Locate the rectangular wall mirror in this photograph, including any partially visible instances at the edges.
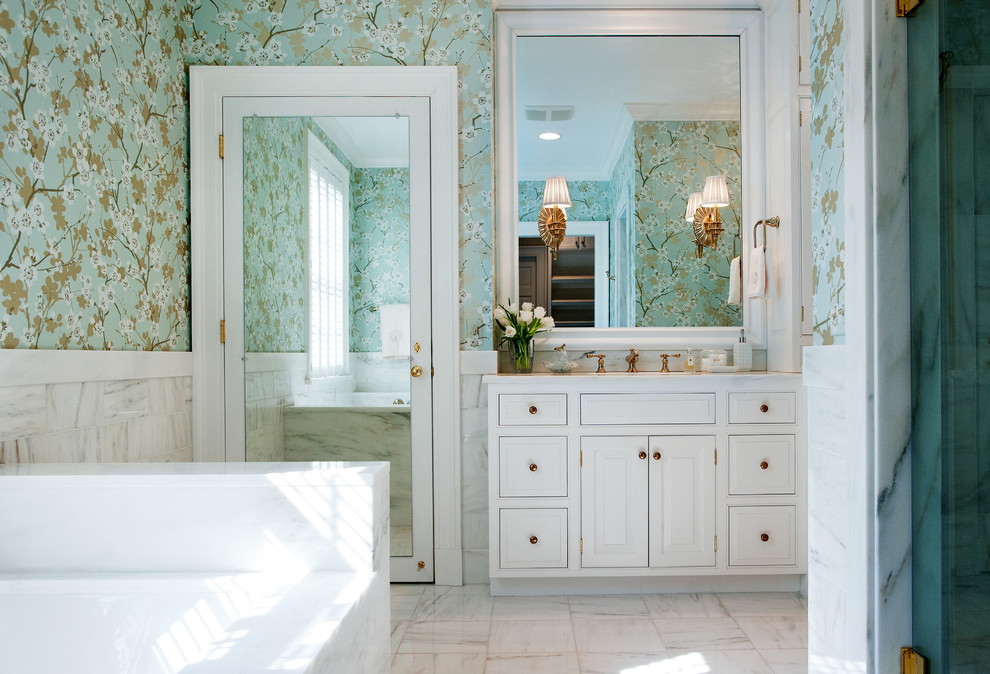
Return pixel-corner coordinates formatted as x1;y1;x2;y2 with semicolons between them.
495;10;766;349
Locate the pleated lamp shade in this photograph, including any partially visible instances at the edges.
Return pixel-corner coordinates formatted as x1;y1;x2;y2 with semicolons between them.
541;177;572;209
700;175;730;208
684;192;703;222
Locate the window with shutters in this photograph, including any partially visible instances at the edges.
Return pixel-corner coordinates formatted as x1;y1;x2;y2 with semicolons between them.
306;131;349;380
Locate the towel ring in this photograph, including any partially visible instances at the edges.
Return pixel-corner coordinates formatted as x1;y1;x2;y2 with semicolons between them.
732;233;741;258
753;216;781;248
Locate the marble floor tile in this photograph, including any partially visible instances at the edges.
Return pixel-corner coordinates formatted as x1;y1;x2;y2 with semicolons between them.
653;617;753;651
391;583;431;597
412;584;494;621
569;595;650;620
664;650;773;673
492;596;572;621
759;648;809;673
488;619;576;654
716;593;806;617
643;592;730;619
390;653;488;673
572;618;664;654
735;616;809;650
579;652;674;674
392;621;409;653
392;593;426;621
486;653;581;674
396;620;491;654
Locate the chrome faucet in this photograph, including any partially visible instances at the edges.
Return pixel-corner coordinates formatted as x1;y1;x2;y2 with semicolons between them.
626;348;639;373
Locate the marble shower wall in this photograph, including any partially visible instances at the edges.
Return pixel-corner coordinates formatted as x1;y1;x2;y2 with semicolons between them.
459;373;489;583
809;0;846;345
0;377;192;464
0;0;190;350
188;0;494;350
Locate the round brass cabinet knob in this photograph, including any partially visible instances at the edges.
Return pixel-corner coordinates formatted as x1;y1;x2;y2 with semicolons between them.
529;463;538;472
760;461;769;470
638;451;647;460
760;404;770;413
529;405;538;415
530;536;539;545
653;452;661;461
411;365;423;378
761;533;770;542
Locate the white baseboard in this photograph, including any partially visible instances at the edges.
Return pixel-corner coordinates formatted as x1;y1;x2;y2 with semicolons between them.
434;547;464;586
0;350;193;387
490;574;805;596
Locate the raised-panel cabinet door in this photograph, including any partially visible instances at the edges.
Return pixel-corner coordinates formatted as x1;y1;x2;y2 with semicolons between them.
580;436;649;568
648;435;717;568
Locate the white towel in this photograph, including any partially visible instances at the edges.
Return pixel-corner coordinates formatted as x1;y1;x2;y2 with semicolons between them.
747;247;767;299
727;256;741;305
380;303;410;359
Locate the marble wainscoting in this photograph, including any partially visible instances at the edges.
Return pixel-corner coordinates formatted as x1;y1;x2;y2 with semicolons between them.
460;370;491;584
0;377;192;464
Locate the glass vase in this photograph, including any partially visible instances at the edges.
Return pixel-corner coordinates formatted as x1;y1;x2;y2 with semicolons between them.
508;339;535;374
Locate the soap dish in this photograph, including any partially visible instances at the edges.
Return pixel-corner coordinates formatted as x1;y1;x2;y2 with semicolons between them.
545;360;580;373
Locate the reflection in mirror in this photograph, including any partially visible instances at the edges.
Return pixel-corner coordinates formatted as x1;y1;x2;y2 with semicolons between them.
516;36;743;328
240;115;414;556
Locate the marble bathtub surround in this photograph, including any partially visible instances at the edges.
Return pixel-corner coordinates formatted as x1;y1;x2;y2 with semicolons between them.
0;377;192;464
390;584;808;673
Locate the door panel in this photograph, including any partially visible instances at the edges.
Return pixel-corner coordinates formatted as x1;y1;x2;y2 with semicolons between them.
221;96;433;582
648;435;716;567
581;436;649;568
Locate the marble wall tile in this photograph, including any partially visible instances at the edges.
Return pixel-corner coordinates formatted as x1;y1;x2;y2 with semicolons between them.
103;380;152;422
21;428;100;463
46;383;103;432
0;385;48;440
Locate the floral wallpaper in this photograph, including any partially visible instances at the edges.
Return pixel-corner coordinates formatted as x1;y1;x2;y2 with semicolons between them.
809;0;845;345
350;166;410;352
633;120;742;328
0;0;189;350
518;180;611;223
187;0;494;350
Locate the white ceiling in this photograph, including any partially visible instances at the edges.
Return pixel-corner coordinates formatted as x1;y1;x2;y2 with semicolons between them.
517;36;741;181
314;116;409;168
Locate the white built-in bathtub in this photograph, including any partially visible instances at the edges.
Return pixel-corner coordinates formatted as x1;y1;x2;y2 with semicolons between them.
0;462;390;674
338;391;411;407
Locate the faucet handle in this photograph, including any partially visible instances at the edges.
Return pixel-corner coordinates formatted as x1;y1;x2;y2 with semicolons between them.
586;353;607;373
658;353;682;373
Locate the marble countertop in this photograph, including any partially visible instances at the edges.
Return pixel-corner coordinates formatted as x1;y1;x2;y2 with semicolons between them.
483;371;800;382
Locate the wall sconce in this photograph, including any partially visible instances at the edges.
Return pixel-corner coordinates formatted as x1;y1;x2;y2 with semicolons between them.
688;175;730;258
539;176;571;259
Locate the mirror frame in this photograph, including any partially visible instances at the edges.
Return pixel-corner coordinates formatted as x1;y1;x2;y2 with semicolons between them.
495;9;766;350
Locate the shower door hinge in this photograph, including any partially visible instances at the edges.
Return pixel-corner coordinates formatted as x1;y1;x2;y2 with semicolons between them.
896;0;924;17
219;319;226;344
799;110;803;126
900;647;928;674
580;450;583;467
798;55;802;73
714;449;717;465
219;134;224;158
580;537;583;555
714;536;718;552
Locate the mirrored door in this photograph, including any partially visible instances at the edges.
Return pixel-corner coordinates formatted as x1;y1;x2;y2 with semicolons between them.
221;96;434;581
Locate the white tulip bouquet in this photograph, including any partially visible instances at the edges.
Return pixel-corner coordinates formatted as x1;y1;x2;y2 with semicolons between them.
494;300;555;372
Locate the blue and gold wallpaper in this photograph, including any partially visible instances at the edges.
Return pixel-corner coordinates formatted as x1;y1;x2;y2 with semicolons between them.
809;0;845;345
0;0;189;349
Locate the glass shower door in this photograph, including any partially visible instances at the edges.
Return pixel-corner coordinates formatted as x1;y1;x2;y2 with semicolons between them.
910;1;990;669
222;96;435;582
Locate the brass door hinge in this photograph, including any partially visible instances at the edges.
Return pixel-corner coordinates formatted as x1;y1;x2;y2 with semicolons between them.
431;365;435;377
901;647;928;674
715;449;717;465
896;0;924;17
219;134;224;158
799;110;803;126
802;305;806;321
219;319;226;344
580;450;583;467
714;536;718;552
798;55;802;73
580;537;584;554
797;0;801;13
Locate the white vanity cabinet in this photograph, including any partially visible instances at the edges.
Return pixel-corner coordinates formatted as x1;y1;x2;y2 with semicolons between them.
485;373;807;593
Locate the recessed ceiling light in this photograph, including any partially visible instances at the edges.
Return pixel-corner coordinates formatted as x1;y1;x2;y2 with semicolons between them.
539;132;561;141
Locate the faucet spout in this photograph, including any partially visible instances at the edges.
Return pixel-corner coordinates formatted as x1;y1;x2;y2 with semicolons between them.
586;353;607;374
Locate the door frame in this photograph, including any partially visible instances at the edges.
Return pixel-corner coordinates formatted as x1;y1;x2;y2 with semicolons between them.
189;66;463;584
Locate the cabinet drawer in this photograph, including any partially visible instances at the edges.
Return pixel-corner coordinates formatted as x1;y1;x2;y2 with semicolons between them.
499;394;567;426
499;508;568;569
499;437;567;497
728;435;796;495
728;506;796;566
728;392;796;424
581;394;715;425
